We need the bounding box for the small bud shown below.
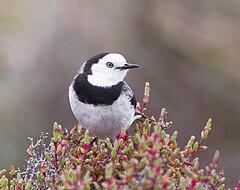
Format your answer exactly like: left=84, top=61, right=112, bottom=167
left=85, top=164, right=91, bottom=171
left=119, top=139, right=124, bottom=147
left=218, top=184, right=225, bottom=190
left=25, top=179, right=32, bottom=189
left=193, top=158, right=199, bottom=169
left=198, top=145, right=208, bottom=150
left=111, top=148, right=117, bottom=158
left=0, top=177, right=8, bottom=188
left=77, top=124, right=83, bottom=135
left=139, top=158, right=147, bottom=170
left=84, top=130, right=90, bottom=144
left=122, top=146, right=130, bottom=154
left=193, top=142, right=199, bottom=151
left=9, top=165, right=17, bottom=177
left=94, top=182, right=101, bottom=189
left=0, top=169, right=6, bottom=178
left=201, top=130, right=208, bottom=140
left=160, top=130, right=166, bottom=139
left=185, top=167, right=197, bottom=178
left=45, top=153, right=52, bottom=162
left=61, top=140, right=67, bottom=147
left=182, top=149, right=188, bottom=156
left=37, top=171, right=42, bottom=183
left=154, top=125, right=161, bottom=134
left=57, top=143, right=62, bottom=154
left=172, top=148, right=180, bottom=157
left=87, top=150, right=93, bottom=157
left=120, top=127, right=126, bottom=135
left=143, top=82, right=150, bottom=104
left=70, top=125, right=77, bottom=135
left=219, top=177, right=225, bottom=183
left=159, top=108, right=167, bottom=123
left=126, top=167, right=134, bottom=177
left=170, top=131, right=178, bottom=141
left=10, top=185, right=14, bottom=190
left=16, top=173, right=22, bottom=181
left=142, top=119, right=150, bottom=135
left=9, top=165, right=14, bottom=173
left=53, top=122, right=59, bottom=129
left=212, top=150, right=220, bottom=167
left=205, top=118, right=212, bottom=131
left=174, top=159, right=181, bottom=166
left=53, top=123, right=63, bottom=142
left=105, top=163, right=113, bottom=179
left=27, top=145, right=35, bottom=156
left=106, top=138, right=113, bottom=150
left=136, top=102, right=141, bottom=113
left=187, top=136, right=195, bottom=146
left=40, top=164, right=46, bottom=177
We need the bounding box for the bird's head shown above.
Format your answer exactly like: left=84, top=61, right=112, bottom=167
left=80, top=52, right=139, bottom=87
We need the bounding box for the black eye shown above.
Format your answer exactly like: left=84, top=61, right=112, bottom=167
left=106, top=62, right=114, bottom=68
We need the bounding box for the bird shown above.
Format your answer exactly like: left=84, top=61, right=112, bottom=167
left=68, top=52, right=139, bottom=139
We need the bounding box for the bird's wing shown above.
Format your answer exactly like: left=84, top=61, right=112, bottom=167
left=122, top=81, right=137, bottom=108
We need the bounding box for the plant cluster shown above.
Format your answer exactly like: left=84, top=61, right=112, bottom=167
left=0, top=82, right=237, bottom=190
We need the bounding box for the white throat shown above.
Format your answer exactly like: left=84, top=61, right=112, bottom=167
left=88, top=74, right=120, bottom=87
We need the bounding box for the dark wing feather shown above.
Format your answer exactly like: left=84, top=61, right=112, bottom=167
left=130, top=94, right=137, bottom=108
left=122, top=81, right=137, bottom=108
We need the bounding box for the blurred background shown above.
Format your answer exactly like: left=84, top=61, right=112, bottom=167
left=0, top=0, right=240, bottom=187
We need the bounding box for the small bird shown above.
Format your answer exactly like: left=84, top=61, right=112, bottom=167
left=69, top=52, right=139, bottom=139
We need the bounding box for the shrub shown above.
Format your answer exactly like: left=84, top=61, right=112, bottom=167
left=0, top=82, right=237, bottom=190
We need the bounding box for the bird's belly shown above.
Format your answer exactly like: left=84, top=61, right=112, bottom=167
left=69, top=88, right=135, bottom=139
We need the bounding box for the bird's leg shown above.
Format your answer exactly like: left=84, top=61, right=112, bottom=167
left=135, top=112, right=156, bottom=123
left=88, top=137, right=98, bottom=152
left=134, top=114, right=142, bottom=121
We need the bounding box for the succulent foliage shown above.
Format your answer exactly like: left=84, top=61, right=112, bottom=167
left=1, top=82, right=237, bottom=190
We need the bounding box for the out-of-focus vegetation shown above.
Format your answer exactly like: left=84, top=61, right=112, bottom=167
left=0, top=0, right=240, bottom=187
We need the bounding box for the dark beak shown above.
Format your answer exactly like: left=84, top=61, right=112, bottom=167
left=116, top=63, right=140, bottom=70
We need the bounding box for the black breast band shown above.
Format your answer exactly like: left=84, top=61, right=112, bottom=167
left=73, top=74, right=124, bottom=105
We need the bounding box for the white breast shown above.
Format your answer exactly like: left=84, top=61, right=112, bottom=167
left=68, top=84, right=135, bottom=139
